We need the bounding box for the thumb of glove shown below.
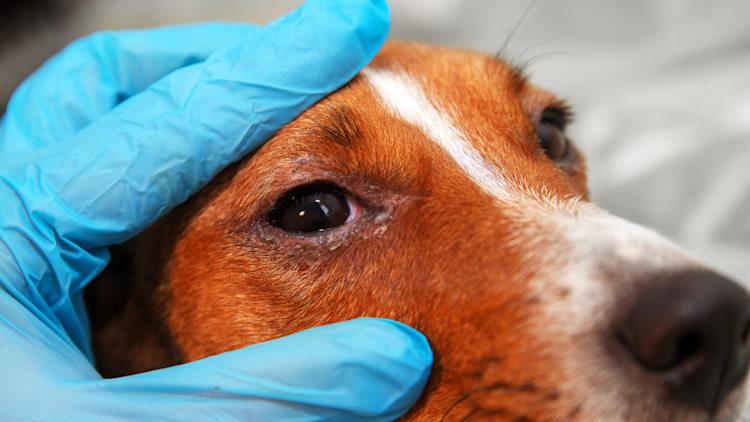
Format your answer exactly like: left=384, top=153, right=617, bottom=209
left=2, top=317, right=432, bottom=422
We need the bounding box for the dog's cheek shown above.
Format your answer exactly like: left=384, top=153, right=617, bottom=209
left=164, top=224, right=289, bottom=361
left=376, top=200, right=579, bottom=420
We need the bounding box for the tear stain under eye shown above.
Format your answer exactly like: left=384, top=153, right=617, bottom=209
left=329, top=242, right=345, bottom=251
left=371, top=212, right=392, bottom=237
left=373, top=225, right=389, bottom=236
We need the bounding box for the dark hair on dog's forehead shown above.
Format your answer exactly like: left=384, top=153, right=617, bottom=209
left=305, top=100, right=364, bottom=149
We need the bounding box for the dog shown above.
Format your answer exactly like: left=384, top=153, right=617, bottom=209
left=86, top=42, right=750, bottom=421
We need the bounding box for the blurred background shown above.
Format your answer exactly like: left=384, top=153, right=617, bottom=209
left=2, top=0, right=748, bottom=283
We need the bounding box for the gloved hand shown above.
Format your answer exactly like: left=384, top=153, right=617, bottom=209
left=0, top=0, right=432, bottom=420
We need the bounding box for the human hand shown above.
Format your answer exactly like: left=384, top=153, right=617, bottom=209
left=0, top=1, right=432, bottom=420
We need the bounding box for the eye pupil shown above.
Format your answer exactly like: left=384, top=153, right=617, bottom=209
left=274, top=186, right=350, bottom=232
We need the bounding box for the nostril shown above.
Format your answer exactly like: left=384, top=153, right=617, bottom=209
left=617, top=327, right=703, bottom=371
left=674, top=332, right=701, bottom=368
left=614, top=270, right=750, bottom=414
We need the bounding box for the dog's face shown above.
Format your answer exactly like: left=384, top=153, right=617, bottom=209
left=90, top=42, right=750, bottom=421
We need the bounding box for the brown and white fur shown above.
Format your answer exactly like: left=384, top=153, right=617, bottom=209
left=87, top=42, right=750, bottom=421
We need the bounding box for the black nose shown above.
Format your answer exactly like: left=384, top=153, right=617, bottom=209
left=615, top=270, right=750, bottom=414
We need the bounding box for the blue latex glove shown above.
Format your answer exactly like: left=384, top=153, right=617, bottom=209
left=0, top=0, right=432, bottom=420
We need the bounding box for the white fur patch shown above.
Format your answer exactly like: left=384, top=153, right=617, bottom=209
left=362, top=68, right=510, bottom=199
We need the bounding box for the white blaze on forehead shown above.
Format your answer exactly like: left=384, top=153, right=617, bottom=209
left=362, top=68, right=510, bottom=199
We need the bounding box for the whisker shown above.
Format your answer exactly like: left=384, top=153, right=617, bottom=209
left=499, top=0, right=540, bottom=58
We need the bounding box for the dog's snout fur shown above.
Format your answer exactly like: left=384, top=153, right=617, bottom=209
left=86, top=42, right=750, bottom=421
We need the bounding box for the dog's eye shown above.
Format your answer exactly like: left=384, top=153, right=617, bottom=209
left=272, top=186, right=351, bottom=233
left=537, top=110, right=568, bottom=160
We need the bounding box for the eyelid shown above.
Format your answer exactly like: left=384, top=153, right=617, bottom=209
left=541, top=105, right=573, bottom=129
left=540, top=109, right=568, bottom=130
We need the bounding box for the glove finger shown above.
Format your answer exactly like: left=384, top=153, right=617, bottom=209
left=0, top=289, right=102, bottom=421
left=92, top=319, right=432, bottom=422
left=3, top=318, right=431, bottom=422
left=0, top=22, right=257, bottom=155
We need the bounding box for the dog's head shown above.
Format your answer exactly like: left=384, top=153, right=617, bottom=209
left=88, top=42, right=750, bottom=421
